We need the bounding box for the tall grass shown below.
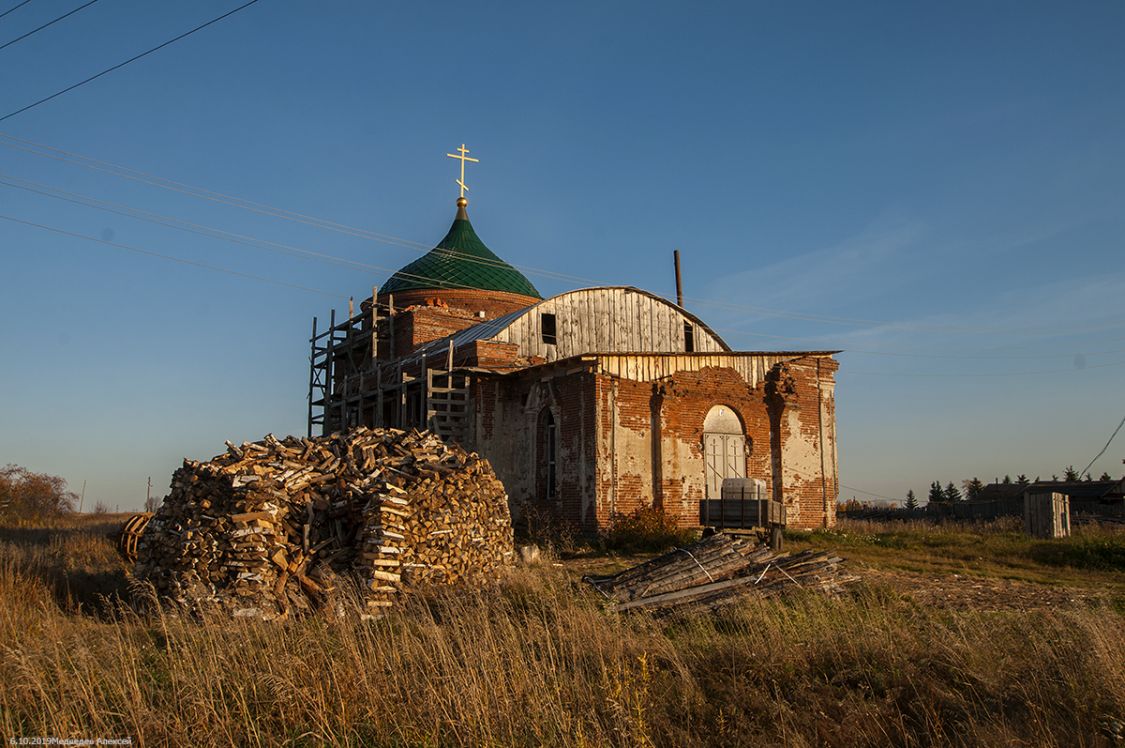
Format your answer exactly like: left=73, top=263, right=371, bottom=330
left=1, top=521, right=1123, bottom=746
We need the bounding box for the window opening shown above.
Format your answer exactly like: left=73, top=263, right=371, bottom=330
left=546, top=411, right=557, bottom=498
left=541, top=313, right=557, bottom=345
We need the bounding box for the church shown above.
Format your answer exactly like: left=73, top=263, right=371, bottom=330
left=308, top=146, right=840, bottom=531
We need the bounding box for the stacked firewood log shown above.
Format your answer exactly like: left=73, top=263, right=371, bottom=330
left=134, top=427, right=514, bottom=619
left=585, top=533, right=857, bottom=615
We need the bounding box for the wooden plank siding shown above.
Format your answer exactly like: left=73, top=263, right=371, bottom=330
left=492, top=287, right=726, bottom=362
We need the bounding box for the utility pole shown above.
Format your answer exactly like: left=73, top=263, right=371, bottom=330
left=146, top=476, right=152, bottom=513
left=79, top=480, right=86, bottom=513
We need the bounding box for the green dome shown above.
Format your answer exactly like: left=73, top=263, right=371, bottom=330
left=379, top=203, right=541, bottom=299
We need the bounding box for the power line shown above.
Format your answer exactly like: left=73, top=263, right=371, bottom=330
left=829, top=344, right=1125, bottom=361
left=13, top=125, right=1115, bottom=337
left=0, top=0, right=262, bottom=123
left=0, top=0, right=34, bottom=21
left=697, top=315, right=1125, bottom=360
left=0, top=130, right=927, bottom=324
left=7, top=168, right=1125, bottom=371
left=0, top=132, right=1121, bottom=345
left=0, top=173, right=541, bottom=297
left=0, top=0, right=98, bottom=53
left=0, top=131, right=590, bottom=284
left=9, top=125, right=1121, bottom=343
left=0, top=170, right=878, bottom=327
left=10, top=126, right=1121, bottom=341
left=0, top=175, right=955, bottom=353
left=839, top=484, right=901, bottom=502
left=0, top=173, right=393, bottom=272
left=4, top=181, right=1125, bottom=377
left=1080, top=412, right=1125, bottom=479
left=845, top=359, right=1125, bottom=377
left=0, top=211, right=342, bottom=298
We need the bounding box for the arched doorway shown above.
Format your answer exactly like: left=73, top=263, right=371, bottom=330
left=703, top=405, right=746, bottom=498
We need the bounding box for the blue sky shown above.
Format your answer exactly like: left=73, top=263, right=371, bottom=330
left=1, top=0, right=1123, bottom=510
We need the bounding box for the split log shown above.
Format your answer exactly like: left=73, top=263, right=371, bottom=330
left=134, top=427, right=514, bottom=619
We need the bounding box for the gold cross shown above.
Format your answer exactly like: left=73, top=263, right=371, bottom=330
left=446, top=143, right=479, bottom=199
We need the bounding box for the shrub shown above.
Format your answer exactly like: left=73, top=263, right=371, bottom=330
left=513, top=500, right=585, bottom=555
left=0, top=464, right=77, bottom=524
left=1029, top=535, right=1125, bottom=571
left=600, top=506, right=697, bottom=554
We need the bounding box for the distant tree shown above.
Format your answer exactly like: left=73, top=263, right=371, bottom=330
left=0, top=464, right=77, bottom=522
left=93, top=501, right=109, bottom=515
left=964, top=477, right=984, bottom=500
left=944, top=482, right=962, bottom=502
left=144, top=494, right=160, bottom=513
left=929, top=481, right=945, bottom=504
left=905, top=490, right=918, bottom=511
left=1064, top=465, right=1080, bottom=481
left=1017, top=474, right=1030, bottom=485
left=1100, top=472, right=1113, bottom=481
left=1050, top=474, right=1058, bottom=482
left=1002, top=474, right=1012, bottom=484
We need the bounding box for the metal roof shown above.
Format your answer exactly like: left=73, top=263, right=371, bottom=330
left=401, top=304, right=535, bottom=365
left=378, top=205, right=542, bottom=299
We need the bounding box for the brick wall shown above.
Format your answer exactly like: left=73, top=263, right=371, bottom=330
left=469, top=369, right=599, bottom=532
left=768, top=357, right=839, bottom=529
left=368, top=289, right=539, bottom=358
left=467, top=340, right=521, bottom=369
left=590, top=357, right=838, bottom=530
left=468, top=354, right=838, bottom=533
left=375, top=288, right=538, bottom=321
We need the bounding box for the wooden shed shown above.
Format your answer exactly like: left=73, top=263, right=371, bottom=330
left=1024, top=492, right=1070, bottom=539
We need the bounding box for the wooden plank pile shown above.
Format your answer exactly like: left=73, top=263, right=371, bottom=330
left=134, top=427, right=513, bottom=619
left=115, top=512, right=153, bottom=564
left=585, top=532, right=857, bottom=615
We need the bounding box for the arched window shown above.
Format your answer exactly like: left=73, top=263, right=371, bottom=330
left=537, top=408, right=558, bottom=499
left=702, top=405, right=746, bottom=499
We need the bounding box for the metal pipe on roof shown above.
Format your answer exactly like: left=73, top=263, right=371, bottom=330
left=673, top=249, right=684, bottom=308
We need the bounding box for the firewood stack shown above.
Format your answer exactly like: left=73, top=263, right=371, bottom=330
left=585, top=533, right=858, bottom=615
left=134, top=427, right=514, bottom=619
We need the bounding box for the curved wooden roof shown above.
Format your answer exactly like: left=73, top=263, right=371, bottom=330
left=404, top=286, right=731, bottom=365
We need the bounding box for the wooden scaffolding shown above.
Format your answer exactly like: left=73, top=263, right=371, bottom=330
left=307, top=300, right=474, bottom=441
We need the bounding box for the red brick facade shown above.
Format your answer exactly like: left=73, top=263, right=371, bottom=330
left=467, top=354, right=839, bottom=532
left=361, top=289, right=540, bottom=359
left=375, top=288, right=538, bottom=320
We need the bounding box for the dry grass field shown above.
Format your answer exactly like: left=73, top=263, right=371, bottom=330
left=1, top=514, right=1123, bottom=747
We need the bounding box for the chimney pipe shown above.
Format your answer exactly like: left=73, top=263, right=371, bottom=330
left=673, top=249, right=684, bottom=308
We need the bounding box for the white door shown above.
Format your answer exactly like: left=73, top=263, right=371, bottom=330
left=703, top=405, right=745, bottom=498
